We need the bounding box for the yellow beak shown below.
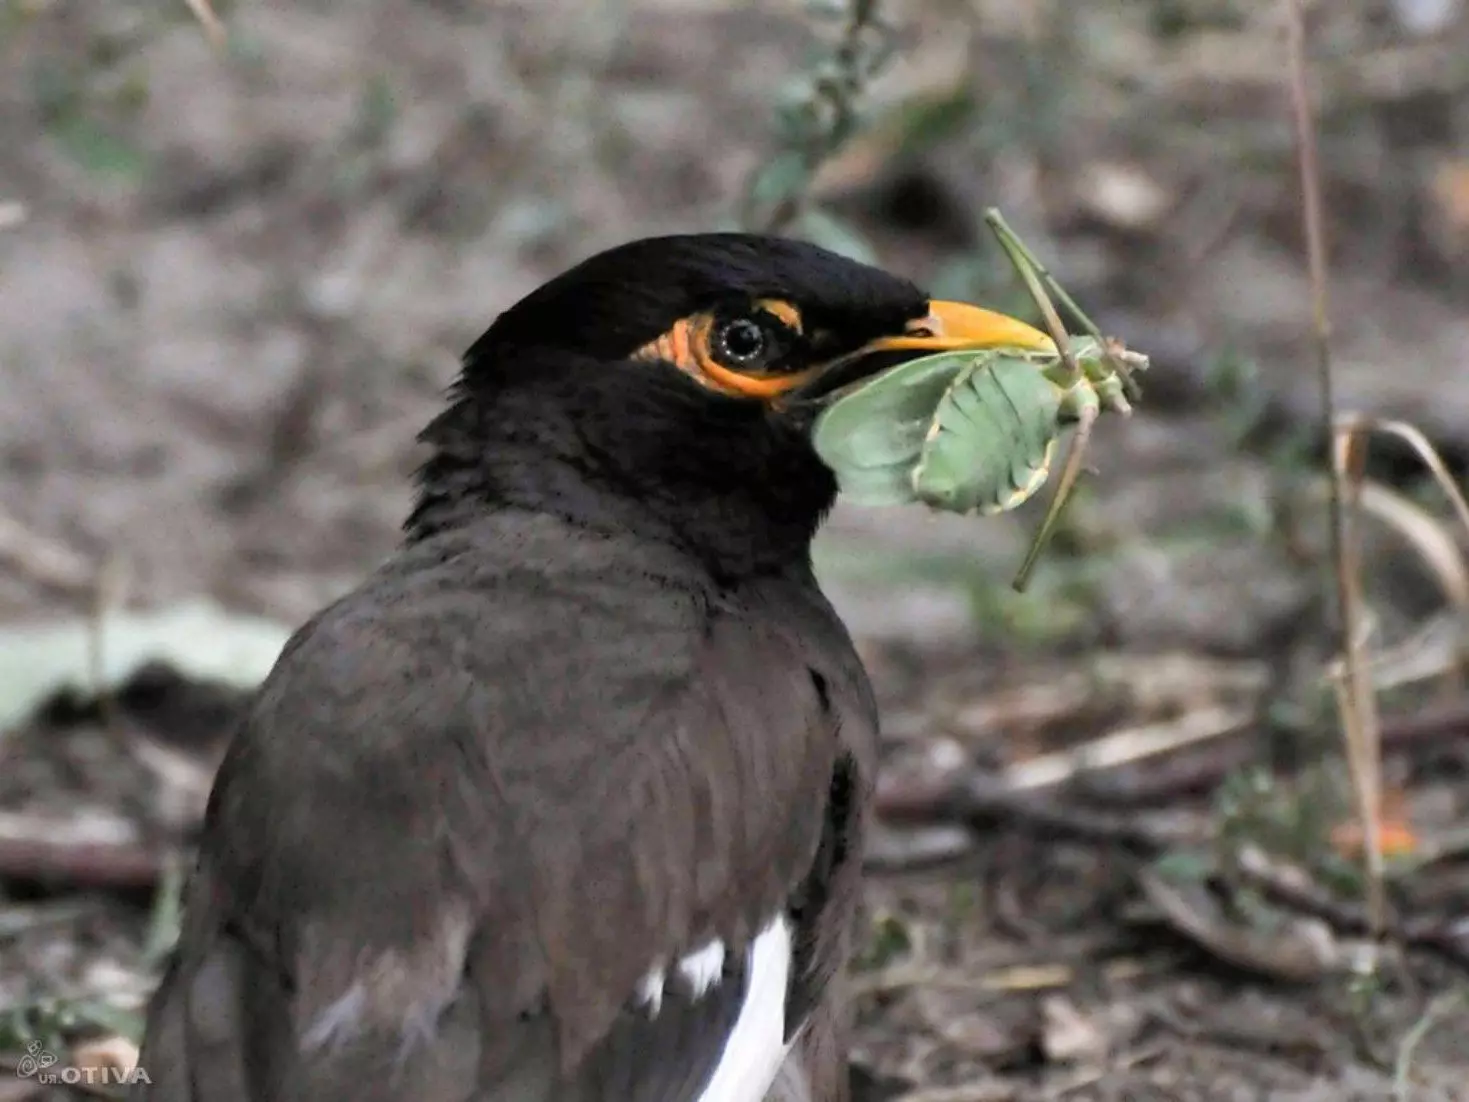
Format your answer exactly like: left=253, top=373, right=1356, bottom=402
left=789, top=300, right=1055, bottom=402
left=863, top=300, right=1056, bottom=356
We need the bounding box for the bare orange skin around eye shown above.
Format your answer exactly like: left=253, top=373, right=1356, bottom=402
left=634, top=313, right=813, bottom=400
left=753, top=298, right=803, bottom=334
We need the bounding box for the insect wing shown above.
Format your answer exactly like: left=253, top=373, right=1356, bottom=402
left=811, top=351, right=975, bottom=506
left=913, top=355, right=1062, bottom=515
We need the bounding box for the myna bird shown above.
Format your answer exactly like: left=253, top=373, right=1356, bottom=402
left=136, top=233, right=1053, bottom=1102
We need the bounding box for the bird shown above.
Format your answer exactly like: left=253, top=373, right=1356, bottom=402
left=135, top=232, right=1053, bottom=1102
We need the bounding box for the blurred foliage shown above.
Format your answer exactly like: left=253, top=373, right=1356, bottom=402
left=853, top=907, right=915, bottom=971
left=6, top=0, right=191, bottom=186
left=0, top=993, right=144, bottom=1053
left=1211, top=756, right=1428, bottom=911
left=740, top=0, right=896, bottom=259
left=965, top=562, right=1097, bottom=649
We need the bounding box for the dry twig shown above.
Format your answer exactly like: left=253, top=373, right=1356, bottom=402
left=0, top=811, right=167, bottom=889
left=0, top=514, right=95, bottom=596
left=1000, top=706, right=1252, bottom=793
left=876, top=769, right=1201, bottom=854
left=1138, top=861, right=1341, bottom=983
left=874, top=696, right=1469, bottom=831
left=182, top=0, right=227, bottom=50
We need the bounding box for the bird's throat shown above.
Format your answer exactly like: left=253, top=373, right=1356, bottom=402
left=404, top=370, right=839, bottom=580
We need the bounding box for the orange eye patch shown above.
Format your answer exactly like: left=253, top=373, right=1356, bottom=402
left=753, top=298, right=802, bottom=334
left=633, top=301, right=813, bottom=400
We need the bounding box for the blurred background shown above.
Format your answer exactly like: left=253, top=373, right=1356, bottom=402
left=2, top=1, right=1468, bottom=1098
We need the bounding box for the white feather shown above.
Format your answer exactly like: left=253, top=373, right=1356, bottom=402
left=695, top=915, right=796, bottom=1102
left=637, top=967, right=666, bottom=1015
left=677, top=939, right=727, bottom=998
left=639, top=937, right=730, bottom=1016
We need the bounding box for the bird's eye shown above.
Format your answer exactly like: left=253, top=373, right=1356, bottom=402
left=714, top=317, right=769, bottom=365
left=631, top=298, right=807, bottom=399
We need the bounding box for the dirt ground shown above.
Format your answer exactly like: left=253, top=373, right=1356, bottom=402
left=2, top=1, right=1469, bottom=1099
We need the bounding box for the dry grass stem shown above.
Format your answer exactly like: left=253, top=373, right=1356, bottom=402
left=1336, top=416, right=1469, bottom=538
left=1341, top=479, right=1469, bottom=609
left=1282, top=0, right=1386, bottom=938
left=1394, top=988, right=1468, bottom=1100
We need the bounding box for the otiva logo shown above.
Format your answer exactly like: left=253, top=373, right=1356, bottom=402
left=14, top=1040, right=154, bottom=1086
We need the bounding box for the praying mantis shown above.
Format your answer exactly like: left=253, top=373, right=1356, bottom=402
left=811, top=209, right=1149, bottom=591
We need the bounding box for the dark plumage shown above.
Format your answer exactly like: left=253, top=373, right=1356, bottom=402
left=408, top=234, right=928, bottom=575
left=136, top=233, right=1035, bottom=1102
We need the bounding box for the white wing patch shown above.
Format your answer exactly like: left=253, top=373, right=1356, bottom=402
left=637, top=967, right=666, bottom=1016
left=633, top=917, right=798, bottom=1102
left=695, top=915, right=795, bottom=1102
left=677, top=939, right=726, bottom=997
left=636, top=937, right=728, bottom=1016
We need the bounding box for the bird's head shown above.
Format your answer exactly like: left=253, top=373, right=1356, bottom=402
left=410, top=233, right=1053, bottom=577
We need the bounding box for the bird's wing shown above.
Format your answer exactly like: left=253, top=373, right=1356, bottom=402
left=137, top=520, right=877, bottom=1102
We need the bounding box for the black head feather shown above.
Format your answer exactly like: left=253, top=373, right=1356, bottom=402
left=407, top=233, right=931, bottom=579
left=464, top=233, right=927, bottom=371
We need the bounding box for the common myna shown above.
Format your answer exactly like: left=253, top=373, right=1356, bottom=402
left=136, top=233, right=1052, bottom=1102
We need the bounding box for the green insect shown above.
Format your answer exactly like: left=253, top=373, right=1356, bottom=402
left=810, top=210, right=1149, bottom=591
left=812, top=338, right=1136, bottom=511
left=914, top=337, right=1137, bottom=516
